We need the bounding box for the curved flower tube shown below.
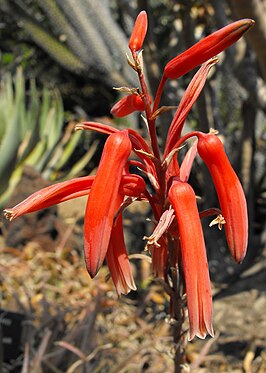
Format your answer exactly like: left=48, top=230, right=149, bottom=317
left=3, top=174, right=146, bottom=222
left=197, top=133, right=248, bottom=263
left=4, top=176, right=95, bottom=220
left=168, top=179, right=214, bottom=340
left=119, top=174, right=146, bottom=197
left=84, top=130, right=132, bottom=278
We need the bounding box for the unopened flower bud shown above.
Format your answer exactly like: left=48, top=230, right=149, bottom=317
left=129, top=11, right=148, bottom=52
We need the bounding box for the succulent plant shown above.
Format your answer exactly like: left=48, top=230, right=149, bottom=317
left=0, top=67, right=92, bottom=208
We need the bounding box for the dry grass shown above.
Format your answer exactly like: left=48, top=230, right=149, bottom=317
left=0, top=242, right=174, bottom=373
left=1, top=230, right=265, bottom=372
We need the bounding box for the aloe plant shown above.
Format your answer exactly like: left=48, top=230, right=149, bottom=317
left=0, top=0, right=136, bottom=88
left=0, top=68, right=92, bottom=207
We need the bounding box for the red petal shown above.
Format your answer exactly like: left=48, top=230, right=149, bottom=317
left=77, top=122, right=119, bottom=135
left=106, top=195, right=136, bottom=295
left=111, top=95, right=145, bottom=117
left=4, top=176, right=95, bottom=221
left=84, top=130, right=132, bottom=278
left=197, top=133, right=248, bottom=262
left=164, top=19, right=254, bottom=79
left=119, top=174, right=146, bottom=197
left=4, top=174, right=145, bottom=222
left=168, top=180, right=214, bottom=340
left=129, top=11, right=148, bottom=52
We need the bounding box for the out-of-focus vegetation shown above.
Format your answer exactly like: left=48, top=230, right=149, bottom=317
left=0, top=0, right=138, bottom=115
left=0, top=68, right=98, bottom=208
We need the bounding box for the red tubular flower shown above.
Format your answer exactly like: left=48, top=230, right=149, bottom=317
left=197, top=133, right=248, bottom=263
left=129, top=10, right=148, bottom=52
left=106, top=194, right=136, bottom=296
left=168, top=179, right=213, bottom=340
left=164, top=19, right=254, bottom=80
left=84, top=130, right=132, bottom=278
left=3, top=174, right=145, bottom=222
left=111, top=94, right=145, bottom=117
left=4, top=176, right=95, bottom=220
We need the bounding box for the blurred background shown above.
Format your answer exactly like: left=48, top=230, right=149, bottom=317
left=0, top=0, right=265, bottom=372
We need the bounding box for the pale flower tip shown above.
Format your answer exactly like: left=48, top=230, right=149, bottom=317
left=209, top=325, right=215, bottom=338
left=3, top=209, right=14, bottom=221
left=189, top=325, right=214, bottom=341
left=242, top=18, right=255, bottom=29
left=115, top=275, right=137, bottom=297
left=74, top=123, right=84, bottom=131
left=187, top=332, right=195, bottom=342
left=125, top=271, right=137, bottom=292
left=234, top=249, right=247, bottom=264
left=119, top=284, right=136, bottom=297
left=196, top=332, right=207, bottom=340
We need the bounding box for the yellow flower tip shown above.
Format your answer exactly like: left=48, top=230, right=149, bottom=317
left=209, top=128, right=219, bottom=135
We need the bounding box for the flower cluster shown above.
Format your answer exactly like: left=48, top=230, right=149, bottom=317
left=4, top=11, right=253, bottom=340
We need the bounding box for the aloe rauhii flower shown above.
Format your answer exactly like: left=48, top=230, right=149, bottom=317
left=84, top=130, right=132, bottom=278
left=168, top=180, right=214, bottom=340
left=197, top=133, right=248, bottom=263
left=4, top=11, right=253, bottom=348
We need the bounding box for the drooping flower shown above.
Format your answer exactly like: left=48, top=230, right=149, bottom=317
left=197, top=133, right=248, bottom=263
left=106, top=194, right=137, bottom=296
left=168, top=179, right=214, bottom=340
left=84, top=130, right=132, bottom=278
